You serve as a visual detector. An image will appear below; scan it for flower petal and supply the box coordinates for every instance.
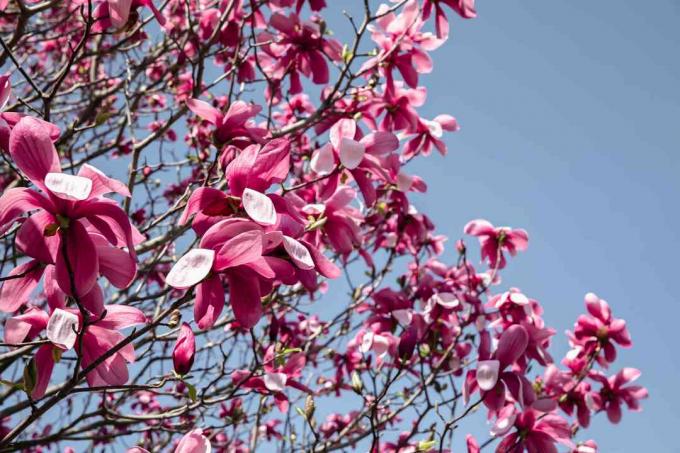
[264,372,288,392]
[281,235,314,270]
[476,360,500,391]
[46,308,79,350]
[166,248,215,289]
[242,188,276,226]
[9,117,61,188]
[338,138,365,170]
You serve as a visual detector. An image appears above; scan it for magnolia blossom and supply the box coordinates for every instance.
[464,219,529,269]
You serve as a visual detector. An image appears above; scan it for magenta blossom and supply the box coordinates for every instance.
[588,368,648,424]
[569,292,632,364]
[464,219,529,269]
[186,98,264,147]
[494,408,573,453]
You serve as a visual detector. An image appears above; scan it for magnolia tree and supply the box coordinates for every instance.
[0,0,647,451]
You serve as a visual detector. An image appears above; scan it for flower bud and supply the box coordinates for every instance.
[173,323,195,376]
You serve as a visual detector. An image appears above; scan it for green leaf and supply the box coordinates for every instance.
[186,382,197,402]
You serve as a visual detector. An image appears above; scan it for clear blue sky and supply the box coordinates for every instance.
[392,1,678,450]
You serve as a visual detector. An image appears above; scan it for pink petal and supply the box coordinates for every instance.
[174,429,211,453]
[495,324,529,368]
[32,344,55,399]
[0,187,51,234]
[0,260,45,312]
[108,0,132,27]
[96,304,147,330]
[214,230,263,271]
[338,138,365,170]
[242,188,276,226]
[329,118,356,149]
[178,187,229,226]
[282,235,314,270]
[80,283,105,316]
[166,249,215,289]
[463,219,495,237]
[476,360,500,391]
[77,164,131,198]
[4,308,48,344]
[310,143,335,175]
[0,74,10,110]
[195,275,225,330]
[9,117,61,188]
[264,372,288,392]
[92,234,137,288]
[227,269,262,329]
[46,308,79,350]
[16,211,60,264]
[186,98,222,125]
[55,221,99,297]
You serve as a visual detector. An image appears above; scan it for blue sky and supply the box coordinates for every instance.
[386,1,679,450]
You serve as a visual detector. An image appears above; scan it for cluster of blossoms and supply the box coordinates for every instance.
[0,0,646,451]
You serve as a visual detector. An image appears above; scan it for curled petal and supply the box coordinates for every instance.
[264,372,288,392]
[476,360,500,391]
[282,236,314,270]
[46,308,79,350]
[242,188,276,226]
[166,249,215,289]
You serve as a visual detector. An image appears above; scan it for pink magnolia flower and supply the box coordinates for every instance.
[468,325,536,412]
[7,304,145,398]
[186,98,264,147]
[0,117,140,304]
[494,408,573,453]
[173,322,196,376]
[570,293,632,364]
[588,368,648,424]
[310,118,399,205]
[257,12,342,92]
[403,115,459,158]
[166,219,269,329]
[464,219,529,269]
[232,345,312,412]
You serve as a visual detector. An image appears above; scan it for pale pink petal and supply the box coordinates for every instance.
[77,164,131,198]
[166,249,215,289]
[463,219,495,237]
[282,235,314,270]
[431,292,460,308]
[46,308,79,350]
[310,143,335,175]
[108,0,132,27]
[175,429,211,453]
[329,118,356,149]
[338,138,365,170]
[0,260,45,312]
[490,411,516,437]
[476,360,500,391]
[264,372,288,392]
[242,188,276,226]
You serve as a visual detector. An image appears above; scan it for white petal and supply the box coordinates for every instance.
[392,309,412,325]
[264,372,288,392]
[431,292,460,308]
[422,118,443,138]
[45,173,92,201]
[490,413,516,437]
[476,360,500,391]
[509,292,529,305]
[360,332,373,353]
[310,144,335,175]
[338,138,365,170]
[282,236,314,270]
[242,188,276,226]
[46,308,79,350]
[166,249,215,289]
